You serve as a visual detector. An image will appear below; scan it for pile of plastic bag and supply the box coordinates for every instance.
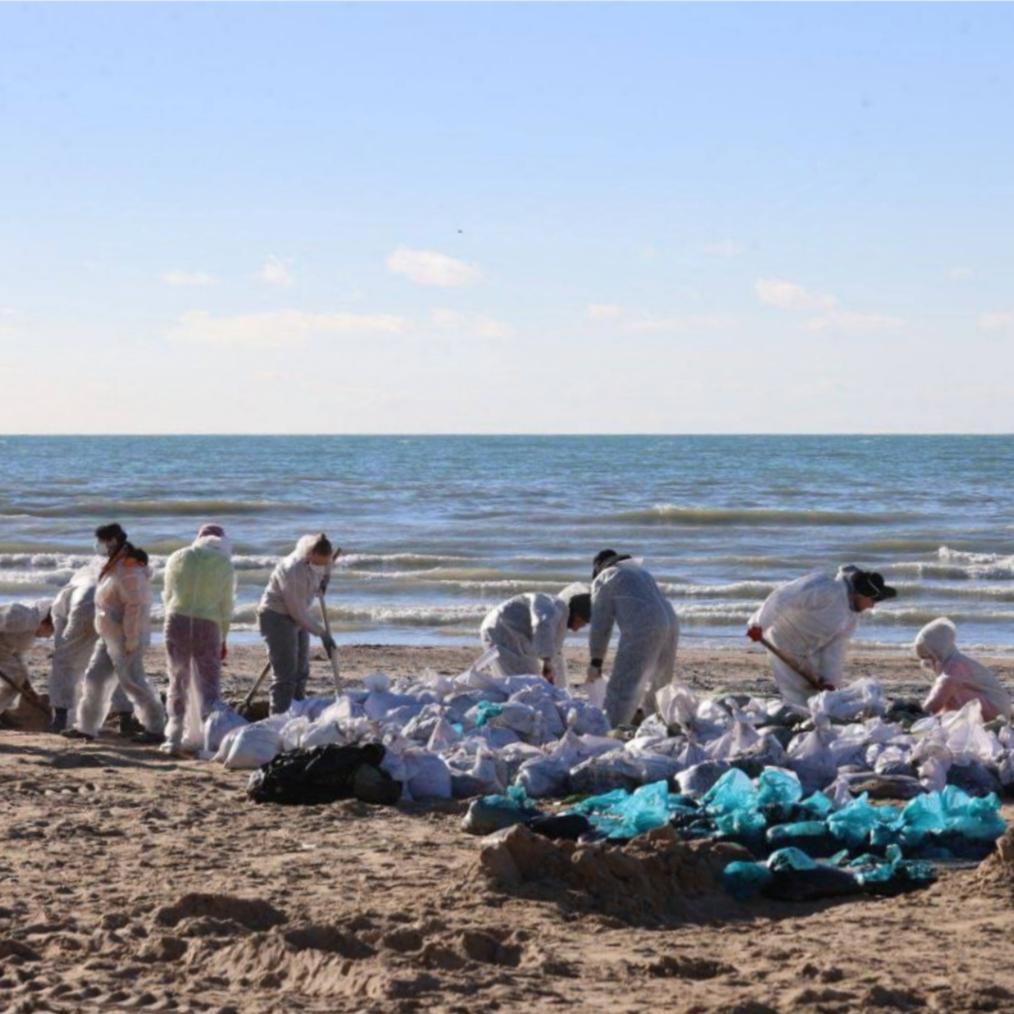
[200,654,1014,805]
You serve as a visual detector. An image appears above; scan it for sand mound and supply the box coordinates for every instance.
[477,824,747,924]
[153,893,287,932]
[976,829,1014,888]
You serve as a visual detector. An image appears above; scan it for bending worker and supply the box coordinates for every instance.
[479,583,592,687]
[747,565,896,707]
[587,549,679,726]
[915,617,1011,721]
[65,544,166,743]
[258,533,337,714]
[161,524,236,755]
[49,523,137,734]
[0,600,54,720]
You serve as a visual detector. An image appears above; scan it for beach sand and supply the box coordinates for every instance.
[3,643,1014,1013]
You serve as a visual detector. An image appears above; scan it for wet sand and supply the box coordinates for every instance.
[2,643,1014,1013]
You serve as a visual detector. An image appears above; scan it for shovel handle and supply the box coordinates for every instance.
[241,660,273,713]
[318,594,343,696]
[0,667,50,716]
[757,636,826,692]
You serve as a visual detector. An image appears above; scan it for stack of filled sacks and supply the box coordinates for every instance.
[203,660,1014,804]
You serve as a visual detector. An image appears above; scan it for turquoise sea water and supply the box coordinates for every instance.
[1,435,1012,650]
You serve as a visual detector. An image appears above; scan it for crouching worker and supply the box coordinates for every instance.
[65,545,166,743]
[161,524,236,755]
[587,550,679,727]
[747,566,896,708]
[0,600,54,719]
[258,533,337,714]
[49,523,137,734]
[480,583,591,688]
[916,617,1011,721]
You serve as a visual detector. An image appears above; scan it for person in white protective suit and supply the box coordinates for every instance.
[258,533,338,714]
[915,617,1011,721]
[0,599,54,719]
[747,566,896,708]
[49,523,138,733]
[586,550,679,727]
[479,583,592,688]
[64,544,166,743]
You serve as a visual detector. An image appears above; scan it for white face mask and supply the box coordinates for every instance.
[919,658,938,674]
[96,540,115,556]
[309,563,327,577]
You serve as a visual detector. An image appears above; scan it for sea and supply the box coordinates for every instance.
[1,435,1013,653]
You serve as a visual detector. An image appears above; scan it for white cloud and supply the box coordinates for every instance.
[704,240,744,258]
[755,278,838,312]
[160,270,216,287]
[430,308,512,339]
[586,302,736,334]
[979,311,1014,332]
[756,277,903,333]
[804,311,904,334]
[170,309,408,348]
[257,255,294,287]
[386,247,481,287]
[948,266,974,281]
[586,303,624,320]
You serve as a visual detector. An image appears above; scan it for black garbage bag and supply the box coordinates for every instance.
[527,813,592,841]
[247,743,401,806]
[762,865,863,902]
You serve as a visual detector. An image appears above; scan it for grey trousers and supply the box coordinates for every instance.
[259,610,309,715]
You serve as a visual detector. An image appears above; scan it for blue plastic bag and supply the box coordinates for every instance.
[723,860,773,899]
[702,769,758,815]
[756,768,803,809]
[827,793,883,848]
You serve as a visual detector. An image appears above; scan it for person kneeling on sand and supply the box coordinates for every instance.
[480,584,591,688]
[258,533,337,715]
[0,600,54,721]
[915,617,1011,721]
[161,524,236,756]
[64,544,167,743]
[747,566,896,708]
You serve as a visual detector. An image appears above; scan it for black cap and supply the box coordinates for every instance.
[852,570,897,602]
[592,549,632,578]
[95,523,127,545]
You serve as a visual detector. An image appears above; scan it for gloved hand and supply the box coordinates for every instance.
[541,661,554,684]
[124,639,139,655]
[586,663,602,681]
[322,634,337,657]
[220,641,228,662]
[747,625,764,642]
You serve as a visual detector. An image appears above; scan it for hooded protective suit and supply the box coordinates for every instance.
[480,592,570,687]
[49,560,131,715]
[589,561,679,726]
[916,618,1011,721]
[748,568,860,707]
[0,599,52,715]
[258,535,332,714]
[162,533,236,750]
[74,557,165,737]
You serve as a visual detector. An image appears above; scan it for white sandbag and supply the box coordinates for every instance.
[223,723,282,770]
[403,748,453,800]
[203,704,247,755]
[562,699,610,737]
[786,727,838,794]
[363,672,391,693]
[515,755,570,798]
[808,678,886,723]
[656,683,698,728]
[585,678,606,710]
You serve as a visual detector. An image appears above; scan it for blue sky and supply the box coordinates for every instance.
[1,2,1012,433]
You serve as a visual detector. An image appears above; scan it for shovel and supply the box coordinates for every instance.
[239,660,272,718]
[756,636,829,693]
[318,593,343,697]
[0,666,50,717]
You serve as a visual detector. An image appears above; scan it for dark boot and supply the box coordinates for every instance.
[61,728,95,742]
[117,712,142,736]
[132,730,163,745]
[50,708,68,734]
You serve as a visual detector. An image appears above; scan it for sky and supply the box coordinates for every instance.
[1,2,1012,434]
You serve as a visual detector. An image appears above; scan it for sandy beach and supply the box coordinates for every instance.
[3,643,1014,1013]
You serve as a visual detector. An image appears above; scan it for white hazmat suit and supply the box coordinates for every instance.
[74,558,166,737]
[50,560,131,716]
[0,599,52,715]
[480,592,571,687]
[749,568,861,708]
[589,561,679,727]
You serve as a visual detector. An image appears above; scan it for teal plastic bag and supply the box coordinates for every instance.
[723,860,773,899]
[475,701,505,728]
[756,768,803,809]
[703,769,758,815]
[827,793,882,847]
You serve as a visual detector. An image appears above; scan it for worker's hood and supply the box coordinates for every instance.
[914,617,958,668]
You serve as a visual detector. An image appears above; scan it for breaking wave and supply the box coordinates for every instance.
[607,505,916,527]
